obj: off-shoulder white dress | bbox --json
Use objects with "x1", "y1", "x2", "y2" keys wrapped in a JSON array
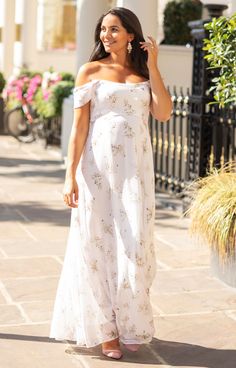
[{"x1": 50, "y1": 79, "x2": 156, "y2": 348}]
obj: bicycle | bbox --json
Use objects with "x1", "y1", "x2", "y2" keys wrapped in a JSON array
[{"x1": 5, "y1": 94, "x2": 53, "y2": 146}]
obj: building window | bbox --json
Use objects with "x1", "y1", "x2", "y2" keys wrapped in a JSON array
[{"x1": 37, "y1": 0, "x2": 76, "y2": 51}]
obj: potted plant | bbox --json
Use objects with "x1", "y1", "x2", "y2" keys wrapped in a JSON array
[{"x1": 186, "y1": 166, "x2": 236, "y2": 287}]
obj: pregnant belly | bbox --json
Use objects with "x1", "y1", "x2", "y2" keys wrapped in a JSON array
[
  {"x1": 90, "y1": 112, "x2": 147, "y2": 145},
  {"x1": 80, "y1": 112, "x2": 151, "y2": 176}
]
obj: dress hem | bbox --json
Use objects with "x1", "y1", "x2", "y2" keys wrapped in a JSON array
[{"x1": 49, "y1": 334, "x2": 153, "y2": 349}]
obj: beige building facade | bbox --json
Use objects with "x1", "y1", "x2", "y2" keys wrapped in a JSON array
[
  {"x1": 0, "y1": 0, "x2": 158, "y2": 78},
  {"x1": 0, "y1": 0, "x2": 235, "y2": 93},
  {"x1": 0, "y1": 0, "x2": 234, "y2": 79}
]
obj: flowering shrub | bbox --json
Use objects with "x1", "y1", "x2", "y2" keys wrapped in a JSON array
[
  {"x1": 34, "y1": 71, "x2": 74, "y2": 118},
  {"x1": 26, "y1": 75, "x2": 42, "y2": 103},
  {"x1": 4, "y1": 69, "x2": 74, "y2": 118},
  {"x1": 4, "y1": 71, "x2": 42, "y2": 110}
]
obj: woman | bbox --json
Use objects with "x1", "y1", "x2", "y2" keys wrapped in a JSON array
[{"x1": 50, "y1": 6, "x2": 172, "y2": 360}]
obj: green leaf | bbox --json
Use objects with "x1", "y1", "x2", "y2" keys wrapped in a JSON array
[{"x1": 203, "y1": 12, "x2": 236, "y2": 106}]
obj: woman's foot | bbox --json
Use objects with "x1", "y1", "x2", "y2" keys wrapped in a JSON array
[
  {"x1": 123, "y1": 343, "x2": 140, "y2": 352},
  {"x1": 102, "y1": 338, "x2": 123, "y2": 360}
]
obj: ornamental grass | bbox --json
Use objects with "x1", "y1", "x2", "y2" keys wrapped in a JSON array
[{"x1": 186, "y1": 165, "x2": 236, "y2": 263}]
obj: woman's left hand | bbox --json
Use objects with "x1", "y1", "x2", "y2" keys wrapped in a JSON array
[{"x1": 140, "y1": 36, "x2": 158, "y2": 71}]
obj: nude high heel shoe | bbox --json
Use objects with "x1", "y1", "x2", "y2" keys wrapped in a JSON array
[
  {"x1": 123, "y1": 343, "x2": 140, "y2": 352},
  {"x1": 102, "y1": 338, "x2": 123, "y2": 360}
]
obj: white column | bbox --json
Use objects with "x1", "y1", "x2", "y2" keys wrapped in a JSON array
[
  {"x1": 116, "y1": 0, "x2": 157, "y2": 40},
  {"x1": 0, "y1": 0, "x2": 4, "y2": 71},
  {"x1": 62, "y1": 0, "x2": 107, "y2": 158},
  {"x1": 76, "y1": 0, "x2": 108, "y2": 72},
  {"x1": 229, "y1": 0, "x2": 236, "y2": 15},
  {"x1": 157, "y1": 0, "x2": 169, "y2": 42},
  {"x1": 13, "y1": 0, "x2": 25, "y2": 74},
  {"x1": 1, "y1": 0, "x2": 15, "y2": 77},
  {"x1": 36, "y1": 0, "x2": 45, "y2": 51}
]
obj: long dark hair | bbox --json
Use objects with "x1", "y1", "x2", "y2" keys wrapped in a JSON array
[{"x1": 89, "y1": 7, "x2": 149, "y2": 79}]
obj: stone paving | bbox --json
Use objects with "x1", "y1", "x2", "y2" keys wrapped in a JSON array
[{"x1": 0, "y1": 135, "x2": 236, "y2": 368}]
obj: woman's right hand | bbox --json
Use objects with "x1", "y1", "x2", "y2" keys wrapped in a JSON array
[{"x1": 63, "y1": 177, "x2": 79, "y2": 208}]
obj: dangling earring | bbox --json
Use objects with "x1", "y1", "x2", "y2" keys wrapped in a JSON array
[{"x1": 127, "y1": 41, "x2": 132, "y2": 54}]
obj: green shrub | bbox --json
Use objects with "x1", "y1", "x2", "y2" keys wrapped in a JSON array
[
  {"x1": 60, "y1": 72, "x2": 75, "y2": 82},
  {"x1": 0, "y1": 72, "x2": 6, "y2": 95},
  {"x1": 203, "y1": 13, "x2": 236, "y2": 107},
  {"x1": 34, "y1": 80, "x2": 74, "y2": 118},
  {"x1": 162, "y1": 0, "x2": 202, "y2": 45}
]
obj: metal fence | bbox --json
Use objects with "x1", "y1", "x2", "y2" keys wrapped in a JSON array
[
  {"x1": 150, "y1": 87, "x2": 190, "y2": 195},
  {"x1": 150, "y1": 90, "x2": 236, "y2": 196},
  {"x1": 209, "y1": 105, "x2": 236, "y2": 170}
]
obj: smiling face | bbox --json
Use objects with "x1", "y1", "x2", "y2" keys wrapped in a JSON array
[{"x1": 100, "y1": 14, "x2": 134, "y2": 54}]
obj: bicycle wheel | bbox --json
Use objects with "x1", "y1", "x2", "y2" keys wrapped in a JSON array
[{"x1": 5, "y1": 106, "x2": 35, "y2": 143}]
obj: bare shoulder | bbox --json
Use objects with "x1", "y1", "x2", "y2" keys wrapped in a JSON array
[{"x1": 75, "y1": 61, "x2": 102, "y2": 86}]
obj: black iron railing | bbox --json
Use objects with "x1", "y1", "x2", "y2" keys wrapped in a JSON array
[
  {"x1": 209, "y1": 105, "x2": 236, "y2": 169},
  {"x1": 150, "y1": 87, "x2": 190, "y2": 194},
  {"x1": 149, "y1": 3, "x2": 236, "y2": 199},
  {"x1": 150, "y1": 96, "x2": 236, "y2": 197}
]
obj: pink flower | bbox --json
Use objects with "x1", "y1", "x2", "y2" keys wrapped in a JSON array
[
  {"x1": 43, "y1": 90, "x2": 50, "y2": 101},
  {"x1": 26, "y1": 74, "x2": 42, "y2": 102}
]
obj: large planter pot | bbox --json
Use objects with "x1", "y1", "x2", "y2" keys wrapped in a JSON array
[
  {"x1": 0, "y1": 97, "x2": 4, "y2": 133},
  {"x1": 211, "y1": 250, "x2": 236, "y2": 288},
  {"x1": 187, "y1": 168, "x2": 236, "y2": 288}
]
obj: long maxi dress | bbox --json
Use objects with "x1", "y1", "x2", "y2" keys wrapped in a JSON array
[{"x1": 50, "y1": 79, "x2": 157, "y2": 348}]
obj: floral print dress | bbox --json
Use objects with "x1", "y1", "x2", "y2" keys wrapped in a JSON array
[{"x1": 50, "y1": 79, "x2": 156, "y2": 348}]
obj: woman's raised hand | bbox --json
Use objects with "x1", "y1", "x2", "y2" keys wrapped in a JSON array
[
  {"x1": 139, "y1": 35, "x2": 158, "y2": 71},
  {"x1": 63, "y1": 178, "x2": 79, "y2": 208}
]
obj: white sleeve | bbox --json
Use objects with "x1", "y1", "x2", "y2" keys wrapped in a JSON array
[{"x1": 73, "y1": 80, "x2": 98, "y2": 109}]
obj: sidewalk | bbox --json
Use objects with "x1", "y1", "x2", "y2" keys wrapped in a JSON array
[{"x1": 0, "y1": 135, "x2": 236, "y2": 368}]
